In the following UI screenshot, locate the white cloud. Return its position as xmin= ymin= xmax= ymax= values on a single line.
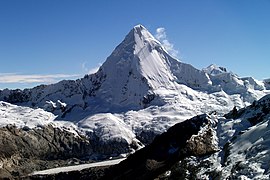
xmin=81 ymin=62 xmax=88 ymax=72
xmin=155 ymin=27 xmax=167 ymax=40
xmin=81 ymin=62 xmax=102 ymax=74
xmin=155 ymin=27 xmax=179 ymax=58
xmin=0 ymin=73 xmax=80 ymax=84
xmin=88 ymin=65 xmax=101 ymax=74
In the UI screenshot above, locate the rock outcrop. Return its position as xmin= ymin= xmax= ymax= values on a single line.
xmin=0 ymin=125 xmax=93 ymax=179
xmin=102 ymin=114 xmax=218 ymax=180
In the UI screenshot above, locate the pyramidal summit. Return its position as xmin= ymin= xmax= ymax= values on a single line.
xmin=0 ymin=24 xmax=270 ymax=179
xmin=0 ymin=24 xmax=268 ymax=121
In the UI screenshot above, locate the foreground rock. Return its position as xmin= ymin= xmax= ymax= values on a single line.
xmin=28 ymin=114 xmax=217 ymax=179
xmin=103 ymin=114 xmax=218 ymax=180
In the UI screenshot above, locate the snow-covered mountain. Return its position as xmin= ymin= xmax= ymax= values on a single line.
xmin=0 ymin=24 xmax=269 ymax=146
xmin=0 ymin=24 xmax=269 ymax=157
xmin=1 ymin=24 xmax=270 ymax=178
xmin=0 ymin=25 xmax=268 ymax=122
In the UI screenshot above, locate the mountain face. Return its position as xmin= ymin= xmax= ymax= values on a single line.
xmin=0 ymin=25 xmax=268 ymax=122
xmin=0 ymin=25 xmax=210 ymax=119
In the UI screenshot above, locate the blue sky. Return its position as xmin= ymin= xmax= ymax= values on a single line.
xmin=0 ymin=0 xmax=269 ymax=89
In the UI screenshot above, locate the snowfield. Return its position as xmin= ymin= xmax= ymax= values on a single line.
xmin=188 ymin=94 xmax=270 ymax=179
xmin=32 ymin=158 xmax=125 ymax=175
xmin=0 ymin=101 xmax=55 ymax=128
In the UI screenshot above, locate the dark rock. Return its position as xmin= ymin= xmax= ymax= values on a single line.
xmin=101 ymin=114 xmax=217 ymax=180
xmin=0 ymin=125 xmax=93 ymax=179
xmin=142 ymin=93 xmax=155 ymax=105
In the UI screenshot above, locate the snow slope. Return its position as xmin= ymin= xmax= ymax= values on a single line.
xmin=181 ymin=94 xmax=270 ymax=179
xmin=220 ymin=95 xmax=270 ymax=179
xmin=224 ymin=120 xmax=270 ymax=179
xmin=0 ymin=101 xmax=55 ymax=128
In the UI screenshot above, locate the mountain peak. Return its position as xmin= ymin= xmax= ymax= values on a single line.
xmin=203 ymin=64 xmax=227 ymax=75
xmin=133 ymin=24 xmax=146 ymax=31
xmin=131 ymin=24 xmax=157 ymax=44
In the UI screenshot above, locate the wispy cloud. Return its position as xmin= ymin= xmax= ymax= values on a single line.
xmin=81 ymin=62 xmax=102 ymax=74
xmin=88 ymin=65 xmax=101 ymax=74
xmin=0 ymin=73 xmax=80 ymax=84
xmin=155 ymin=27 xmax=179 ymax=58
xmin=81 ymin=62 xmax=88 ymax=73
